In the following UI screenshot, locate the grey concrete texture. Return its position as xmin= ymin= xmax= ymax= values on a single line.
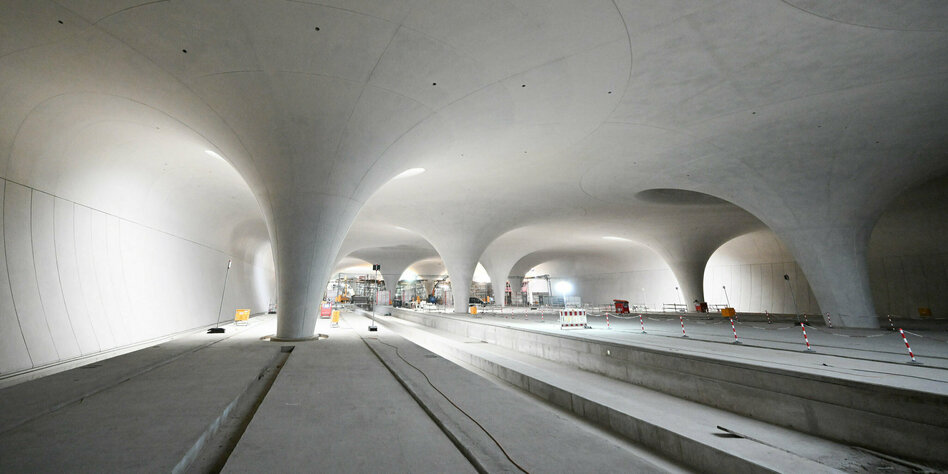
xmin=340 ymin=312 xmax=678 ymax=473
xmin=0 ymin=317 xmax=270 ymax=432
xmin=7 ymin=1 xmax=948 ymax=343
xmin=0 ymin=317 xmax=281 ymax=472
xmin=223 ymin=318 xmax=475 ymax=473
xmin=0 ymin=176 xmax=275 ymax=377
xmin=389 ymin=308 xmax=948 ymax=465
xmin=371 ymin=309 xmax=915 ymax=473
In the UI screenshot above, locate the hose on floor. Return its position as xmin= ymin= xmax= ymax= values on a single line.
xmin=374 ymin=338 xmax=530 ymax=474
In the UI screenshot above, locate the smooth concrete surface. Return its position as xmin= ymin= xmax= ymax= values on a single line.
xmin=0 ymin=316 xmax=279 ymax=472
xmin=5 ymin=0 xmax=948 ymax=345
xmin=0 ymin=316 xmax=265 ymax=414
xmin=222 ymin=315 xmax=476 ymax=473
xmin=3 ymin=3 xmax=948 ymax=470
xmin=868 ymin=175 xmax=948 ymax=319
xmin=0 ymin=177 xmax=274 ymax=377
xmin=225 ymin=312 xmax=680 ymax=473
xmin=0 ymin=306 xmax=940 ymax=472
xmin=414 ymin=308 xmax=948 ymax=392
xmin=390 ymin=308 xmax=948 ymax=465
xmin=702 ymin=229 xmax=822 ymax=314
xmin=371 ymin=310 xmax=917 ymax=473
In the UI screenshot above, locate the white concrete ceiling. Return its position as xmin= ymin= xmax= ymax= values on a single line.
xmin=3 ymin=1 xmax=946 ymax=333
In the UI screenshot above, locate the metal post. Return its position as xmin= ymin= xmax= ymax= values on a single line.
xmin=800 ymin=323 xmax=812 ymax=351
xmin=369 ymin=264 xmax=379 ymax=331
xmin=899 ymin=328 xmax=921 ymax=364
xmin=784 ymin=274 xmax=801 ymax=323
xmin=209 ymin=259 xmax=232 ymax=334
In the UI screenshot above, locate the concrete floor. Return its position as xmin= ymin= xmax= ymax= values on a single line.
xmin=0 ymin=313 xmax=685 ymax=473
xmin=0 ymin=317 xmax=281 ymax=472
xmin=372 ymin=310 xmax=945 ymax=471
xmin=226 ymin=312 xmax=678 ymax=473
xmin=2 ymin=307 xmax=943 ymax=472
xmin=378 ymin=307 xmax=948 ymax=470
xmin=447 ymin=308 xmax=948 ymax=394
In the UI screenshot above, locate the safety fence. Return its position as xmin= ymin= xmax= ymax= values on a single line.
xmin=442 ymin=303 xmax=945 ymax=364
xmin=578 ymin=312 xmax=945 ymax=364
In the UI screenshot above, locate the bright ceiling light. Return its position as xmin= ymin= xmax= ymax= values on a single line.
xmin=205 ymin=149 xmax=224 ymax=160
xmin=602 ymin=236 xmax=631 ymax=242
xmin=394 ymin=168 xmax=425 ymax=179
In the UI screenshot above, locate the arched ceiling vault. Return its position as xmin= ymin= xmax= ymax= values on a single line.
xmin=4 ymin=1 xmax=947 ymax=331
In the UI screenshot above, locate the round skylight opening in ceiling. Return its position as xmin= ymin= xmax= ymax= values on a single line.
xmin=394 ymin=168 xmax=425 ymax=179
xmin=635 ymin=188 xmax=728 ymax=206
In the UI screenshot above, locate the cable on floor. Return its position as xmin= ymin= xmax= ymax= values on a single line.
xmin=373 ymin=337 xmax=530 ymax=474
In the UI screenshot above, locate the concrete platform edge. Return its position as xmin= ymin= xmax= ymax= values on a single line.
xmin=391 ymin=309 xmax=947 ymax=466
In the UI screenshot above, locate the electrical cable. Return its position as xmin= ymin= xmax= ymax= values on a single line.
xmin=373 ymin=337 xmax=530 ymax=474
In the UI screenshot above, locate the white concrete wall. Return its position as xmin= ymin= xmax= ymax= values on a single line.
xmin=868 ymin=176 xmax=948 ymax=319
xmin=704 ymin=230 xmax=820 ymax=314
xmin=528 ymin=246 xmax=681 ymax=308
xmin=527 ymin=233 xmax=820 ymax=314
xmin=0 ymin=178 xmax=274 ymax=376
xmin=573 ymin=270 xmax=680 ymax=308
xmin=870 ymin=254 xmax=948 ymax=319
xmin=703 ymin=262 xmax=819 ymax=314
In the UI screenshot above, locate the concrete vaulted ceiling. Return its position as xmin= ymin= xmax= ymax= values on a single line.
xmin=2 ymin=1 xmax=947 ymax=336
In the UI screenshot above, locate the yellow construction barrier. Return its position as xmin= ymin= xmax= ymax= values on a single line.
xmin=469 ymin=305 xmax=478 ymax=315
xmin=234 ymin=309 xmax=250 ymax=325
xmin=721 ymin=307 xmax=736 ymax=317
xmin=331 ymin=310 xmax=340 ymax=327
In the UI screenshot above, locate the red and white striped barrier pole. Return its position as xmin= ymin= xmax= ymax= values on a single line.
xmin=887 ymin=314 xmax=895 ymax=331
xmin=606 ymin=313 xmax=611 ymax=330
xmin=540 ymin=309 xmax=544 ymax=323
xmin=824 ymin=312 xmax=833 ymax=328
xmin=899 ymin=328 xmax=921 ymax=364
xmin=730 ymin=318 xmax=741 ymax=344
xmin=800 ymin=323 xmax=812 ymax=351
xmin=679 ymin=315 xmax=688 ymax=338
xmin=639 ymin=314 xmax=646 ymax=334
xmin=766 ymin=310 xmax=772 ymax=324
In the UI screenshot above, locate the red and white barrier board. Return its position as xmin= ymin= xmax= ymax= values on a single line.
xmin=559 ymin=309 xmax=587 ymax=329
